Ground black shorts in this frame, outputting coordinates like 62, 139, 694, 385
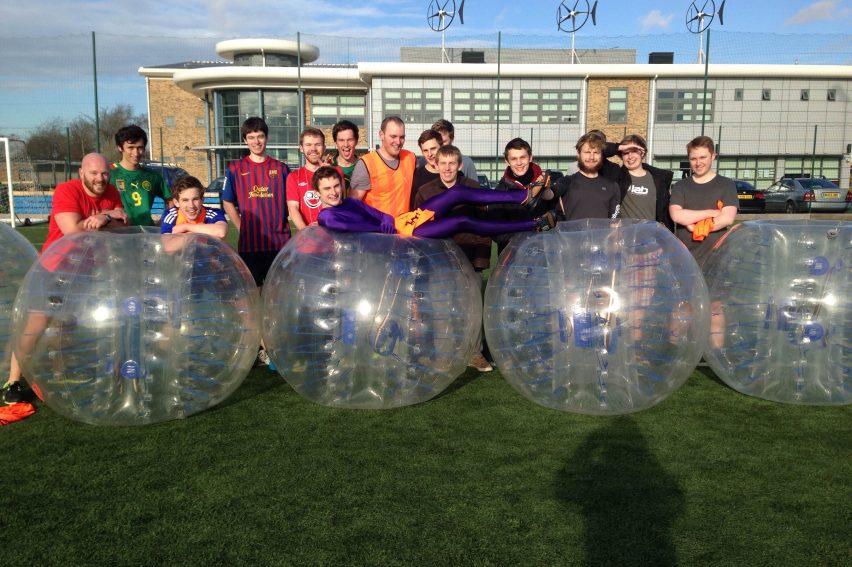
240, 250, 280, 288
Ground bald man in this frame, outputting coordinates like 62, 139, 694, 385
42, 152, 128, 252
2, 153, 128, 405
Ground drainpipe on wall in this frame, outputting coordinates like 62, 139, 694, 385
647, 74, 658, 162
580, 74, 590, 136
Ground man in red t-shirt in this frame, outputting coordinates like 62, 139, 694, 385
286, 127, 343, 230
43, 153, 128, 252
3, 153, 128, 405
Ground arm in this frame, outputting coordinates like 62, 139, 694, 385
171, 221, 228, 239
287, 201, 308, 230
710, 206, 737, 232
668, 204, 723, 227
222, 200, 240, 231
348, 160, 370, 201
57, 210, 126, 234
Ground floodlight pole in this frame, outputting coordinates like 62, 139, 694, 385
92, 32, 100, 153
700, 29, 711, 136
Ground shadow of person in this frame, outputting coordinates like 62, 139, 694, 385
555, 416, 684, 566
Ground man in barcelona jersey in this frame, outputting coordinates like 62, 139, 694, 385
221, 116, 290, 367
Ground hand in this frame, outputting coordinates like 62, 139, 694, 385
107, 209, 129, 224
82, 214, 109, 230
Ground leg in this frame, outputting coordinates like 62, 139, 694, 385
318, 200, 391, 234
419, 187, 527, 217
413, 216, 536, 239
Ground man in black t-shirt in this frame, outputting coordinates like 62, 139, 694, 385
553, 132, 620, 220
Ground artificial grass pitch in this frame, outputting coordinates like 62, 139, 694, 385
2, 366, 850, 566
4, 224, 850, 565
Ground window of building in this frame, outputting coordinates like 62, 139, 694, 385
452, 90, 511, 123
216, 90, 298, 148
655, 89, 715, 123
382, 90, 443, 124
827, 89, 837, 101
519, 90, 580, 123
164, 116, 176, 128
734, 88, 743, 101
195, 116, 206, 128
800, 89, 810, 101
761, 89, 772, 101
608, 88, 628, 123
310, 93, 366, 127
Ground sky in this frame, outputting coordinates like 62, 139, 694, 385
0, 0, 850, 138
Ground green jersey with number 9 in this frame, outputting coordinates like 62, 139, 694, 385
110, 163, 171, 226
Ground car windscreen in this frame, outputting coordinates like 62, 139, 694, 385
798, 178, 837, 189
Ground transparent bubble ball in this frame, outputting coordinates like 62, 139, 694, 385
703, 220, 851, 405
485, 219, 710, 415
0, 223, 38, 378
262, 226, 482, 409
13, 228, 260, 425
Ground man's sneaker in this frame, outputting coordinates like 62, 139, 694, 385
255, 348, 271, 367
468, 353, 493, 372
534, 211, 558, 232
3, 381, 29, 404
522, 175, 554, 210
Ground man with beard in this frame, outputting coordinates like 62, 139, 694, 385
553, 132, 621, 221
349, 115, 416, 218
287, 127, 343, 230
3, 153, 128, 405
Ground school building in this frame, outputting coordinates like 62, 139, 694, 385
138, 38, 852, 190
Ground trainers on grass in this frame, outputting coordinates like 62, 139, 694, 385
3, 381, 29, 404
468, 353, 493, 372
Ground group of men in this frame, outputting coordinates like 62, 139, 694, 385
3, 112, 738, 406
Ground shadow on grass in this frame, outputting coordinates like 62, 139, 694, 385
435, 366, 483, 399
210, 367, 287, 412
555, 417, 684, 566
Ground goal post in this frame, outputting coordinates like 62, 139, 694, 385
0, 137, 51, 227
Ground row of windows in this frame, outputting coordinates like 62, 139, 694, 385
214, 87, 843, 145
735, 88, 838, 102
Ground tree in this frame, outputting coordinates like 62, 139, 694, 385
26, 104, 147, 161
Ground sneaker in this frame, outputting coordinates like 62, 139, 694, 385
522, 175, 554, 209
255, 348, 271, 367
468, 353, 493, 372
534, 211, 558, 232
3, 381, 29, 404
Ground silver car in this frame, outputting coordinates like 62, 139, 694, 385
764, 177, 850, 214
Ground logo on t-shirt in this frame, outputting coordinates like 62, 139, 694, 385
629, 184, 649, 196
249, 185, 273, 199
142, 180, 152, 191
304, 190, 321, 209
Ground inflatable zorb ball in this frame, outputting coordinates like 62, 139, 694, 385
262, 227, 482, 409
0, 223, 38, 377
703, 220, 851, 405
13, 229, 260, 425
485, 219, 710, 415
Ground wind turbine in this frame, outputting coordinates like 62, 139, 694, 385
686, 0, 726, 64
557, 0, 599, 64
427, 0, 466, 63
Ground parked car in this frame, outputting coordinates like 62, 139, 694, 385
140, 161, 190, 189
477, 175, 491, 188
734, 180, 765, 214
764, 177, 850, 214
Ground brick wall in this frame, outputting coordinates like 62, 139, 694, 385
586, 78, 651, 143
147, 79, 212, 183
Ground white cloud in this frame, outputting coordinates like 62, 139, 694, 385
785, 0, 846, 25
639, 9, 673, 32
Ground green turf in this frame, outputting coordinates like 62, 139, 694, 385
3, 226, 850, 566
